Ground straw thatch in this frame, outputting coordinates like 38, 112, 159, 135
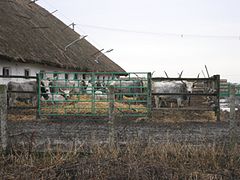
0, 0, 125, 72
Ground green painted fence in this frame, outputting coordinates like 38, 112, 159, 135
220, 81, 240, 97
37, 72, 152, 118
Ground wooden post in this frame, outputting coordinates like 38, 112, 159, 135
36, 73, 40, 120
229, 84, 237, 145
0, 85, 8, 152
108, 85, 115, 148
215, 75, 221, 122
147, 72, 152, 118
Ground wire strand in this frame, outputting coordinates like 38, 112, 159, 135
37, 0, 240, 41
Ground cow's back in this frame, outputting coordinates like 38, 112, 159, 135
7, 81, 36, 91
152, 81, 184, 93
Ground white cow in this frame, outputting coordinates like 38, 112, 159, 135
152, 81, 189, 108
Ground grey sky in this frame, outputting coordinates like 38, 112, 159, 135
37, 0, 240, 83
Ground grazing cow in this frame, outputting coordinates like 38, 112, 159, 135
48, 80, 75, 100
71, 80, 88, 95
48, 93, 68, 102
84, 82, 108, 100
94, 80, 107, 93
152, 81, 188, 108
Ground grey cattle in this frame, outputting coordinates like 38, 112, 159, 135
8, 81, 51, 107
152, 81, 188, 108
7, 81, 37, 107
71, 80, 88, 95
48, 80, 75, 100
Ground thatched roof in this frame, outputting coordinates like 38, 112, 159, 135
0, 0, 125, 72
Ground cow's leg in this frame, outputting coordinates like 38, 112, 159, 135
159, 98, 167, 107
154, 95, 159, 109
188, 96, 191, 106
32, 95, 37, 107
177, 98, 182, 108
9, 93, 17, 107
8, 95, 13, 107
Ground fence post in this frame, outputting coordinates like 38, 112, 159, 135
36, 73, 41, 120
147, 72, 152, 118
215, 75, 221, 122
0, 85, 8, 153
229, 84, 236, 145
108, 85, 115, 148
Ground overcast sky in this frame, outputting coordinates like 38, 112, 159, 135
37, 0, 240, 83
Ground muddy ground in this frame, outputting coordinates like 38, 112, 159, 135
5, 110, 240, 151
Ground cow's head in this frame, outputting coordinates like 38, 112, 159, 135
181, 80, 197, 93
179, 72, 199, 93
59, 88, 73, 99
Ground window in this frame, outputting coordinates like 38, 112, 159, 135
65, 73, 69, 80
53, 72, 58, 79
74, 73, 78, 80
24, 69, 30, 77
39, 70, 45, 79
2, 67, 10, 77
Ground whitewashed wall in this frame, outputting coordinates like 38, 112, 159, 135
0, 60, 73, 84
0, 59, 112, 85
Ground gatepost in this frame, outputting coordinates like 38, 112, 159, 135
229, 84, 237, 146
108, 85, 115, 148
0, 85, 8, 153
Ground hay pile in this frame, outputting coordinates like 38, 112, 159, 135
8, 102, 36, 121
41, 95, 147, 115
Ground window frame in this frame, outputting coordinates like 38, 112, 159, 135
74, 73, 78, 80
2, 67, 11, 77
24, 69, 30, 78
65, 73, 69, 80
53, 71, 58, 79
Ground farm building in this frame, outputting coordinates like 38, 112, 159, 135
0, 0, 125, 84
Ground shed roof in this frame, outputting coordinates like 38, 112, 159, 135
0, 0, 125, 72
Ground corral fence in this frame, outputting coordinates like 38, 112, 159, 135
220, 79, 240, 97
151, 75, 221, 121
37, 72, 152, 120
1, 73, 223, 121
0, 75, 38, 121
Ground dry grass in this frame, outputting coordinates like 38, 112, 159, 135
7, 114, 36, 121
151, 110, 217, 123
1, 142, 239, 179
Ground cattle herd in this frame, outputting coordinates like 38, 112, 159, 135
6, 73, 218, 113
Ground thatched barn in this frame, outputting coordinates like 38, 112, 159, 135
0, 0, 125, 84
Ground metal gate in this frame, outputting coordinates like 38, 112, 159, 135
37, 72, 152, 119
220, 81, 240, 97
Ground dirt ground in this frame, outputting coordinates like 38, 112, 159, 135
5, 110, 240, 152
